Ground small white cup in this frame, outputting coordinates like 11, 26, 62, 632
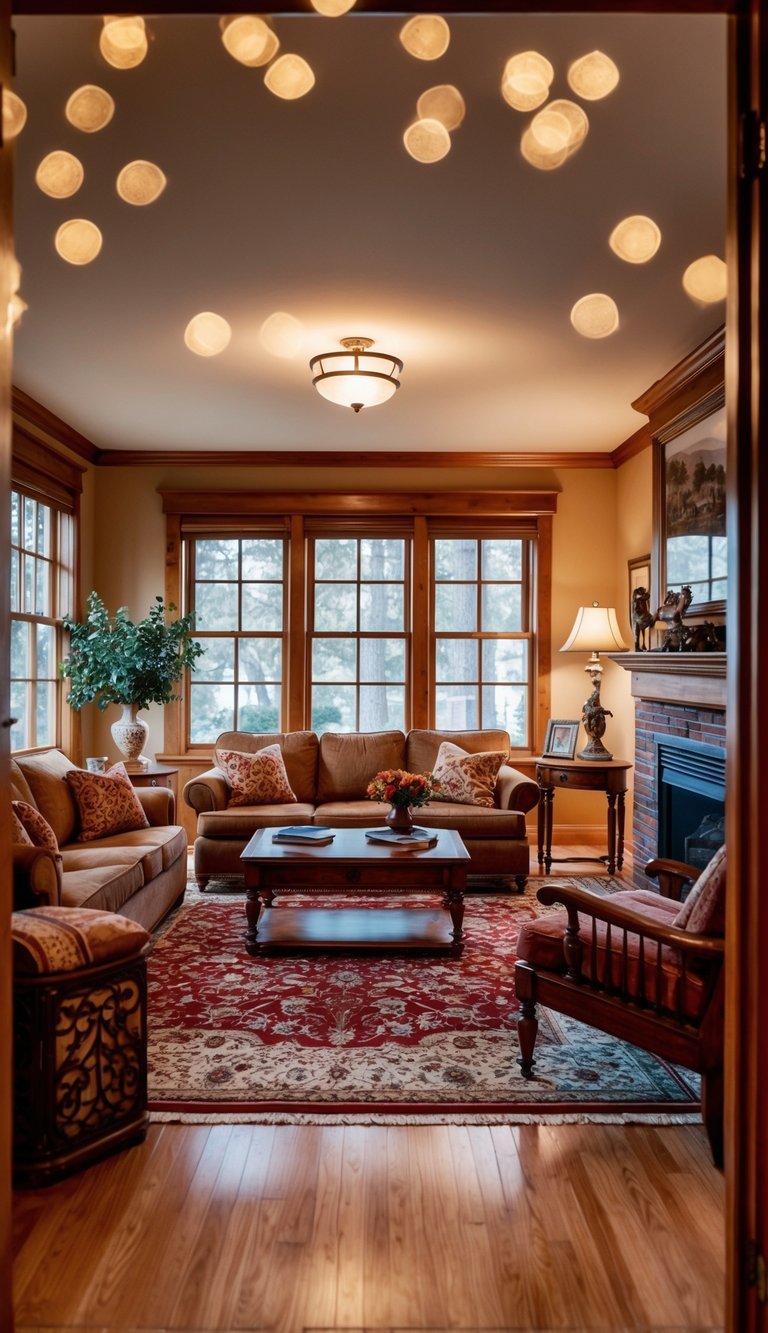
85, 756, 109, 773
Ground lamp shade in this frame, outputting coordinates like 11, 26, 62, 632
310, 337, 403, 412
561, 604, 626, 653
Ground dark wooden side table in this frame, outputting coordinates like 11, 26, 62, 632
125, 763, 178, 793
535, 757, 632, 875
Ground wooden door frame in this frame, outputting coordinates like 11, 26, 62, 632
3, 5, 765, 1333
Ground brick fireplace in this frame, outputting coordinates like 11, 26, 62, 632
610, 653, 726, 886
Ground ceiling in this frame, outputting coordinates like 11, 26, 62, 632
11, 11, 726, 456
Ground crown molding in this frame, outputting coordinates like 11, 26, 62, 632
12, 387, 98, 464
631, 326, 725, 426
96, 448, 614, 469
158, 489, 559, 517
611, 425, 652, 468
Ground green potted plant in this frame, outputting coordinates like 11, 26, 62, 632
60, 591, 205, 767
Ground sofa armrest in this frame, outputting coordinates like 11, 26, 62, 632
13, 844, 62, 909
496, 764, 540, 814
183, 767, 230, 814
134, 786, 176, 826
645, 857, 702, 901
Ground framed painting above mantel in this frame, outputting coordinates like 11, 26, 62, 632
652, 385, 726, 622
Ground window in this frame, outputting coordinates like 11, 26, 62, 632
10, 488, 74, 751
188, 536, 286, 741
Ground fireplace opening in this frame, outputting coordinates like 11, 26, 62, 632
655, 735, 726, 871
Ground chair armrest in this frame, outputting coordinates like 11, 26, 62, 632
134, 786, 176, 826
183, 767, 230, 814
496, 764, 540, 813
644, 857, 702, 901
13, 844, 62, 909
535, 883, 724, 961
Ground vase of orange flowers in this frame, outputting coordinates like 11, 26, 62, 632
366, 768, 441, 832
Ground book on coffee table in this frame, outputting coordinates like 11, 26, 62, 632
272, 826, 335, 845
365, 826, 438, 850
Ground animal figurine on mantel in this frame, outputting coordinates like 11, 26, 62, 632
631, 584, 718, 652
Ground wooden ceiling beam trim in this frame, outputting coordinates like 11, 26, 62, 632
159, 490, 559, 517
97, 449, 613, 469
611, 424, 652, 467
12, 387, 98, 465
631, 325, 725, 430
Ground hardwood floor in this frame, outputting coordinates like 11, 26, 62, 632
12, 847, 725, 1333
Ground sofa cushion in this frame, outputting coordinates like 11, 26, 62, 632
12, 905, 150, 977
406, 728, 510, 775
214, 731, 318, 804
431, 741, 507, 808
10, 759, 35, 806
198, 803, 316, 839
312, 799, 527, 837
66, 763, 150, 842
59, 859, 147, 914
673, 843, 726, 936
12, 800, 59, 853
217, 743, 297, 808
317, 730, 406, 803
65, 825, 188, 872
14, 749, 79, 846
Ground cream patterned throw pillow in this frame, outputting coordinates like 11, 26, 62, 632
672, 842, 726, 936
66, 762, 150, 842
217, 744, 298, 808
431, 741, 507, 808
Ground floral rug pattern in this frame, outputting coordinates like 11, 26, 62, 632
147, 878, 699, 1113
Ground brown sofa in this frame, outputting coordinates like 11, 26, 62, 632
11, 749, 187, 931
183, 728, 540, 890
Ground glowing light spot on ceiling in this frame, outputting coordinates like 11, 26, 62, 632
184, 312, 232, 357
500, 51, 553, 112
260, 312, 304, 359
264, 54, 316, 100
570, 293, 619, 338
567, 50, 620, 101
682, 255, 727, 303
523, 99, 588, 169
399, 16, 450, 61
416, 84, 465, 131
609, 215, 661, 263
2, 90, 27, 139
99, 16, 149, 70
65, 85, 115, 133
310, 0, 356, 14
36, 151, 84, 199
403, 117, 451, 163
220, 15, 279, 67
55, 219, 103, 266
116, 160, 167, 205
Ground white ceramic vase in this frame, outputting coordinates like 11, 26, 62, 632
110, 702, 150, 769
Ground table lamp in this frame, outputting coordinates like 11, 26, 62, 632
560, 601, 627, 760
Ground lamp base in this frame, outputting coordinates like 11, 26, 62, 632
578, 739, 614, 762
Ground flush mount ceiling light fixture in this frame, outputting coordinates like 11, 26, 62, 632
310, 337, 403, 413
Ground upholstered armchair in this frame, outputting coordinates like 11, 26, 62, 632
514, 850, 726, 1165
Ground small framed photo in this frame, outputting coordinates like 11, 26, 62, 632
542, 719, 580, 759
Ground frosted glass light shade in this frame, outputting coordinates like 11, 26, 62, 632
416, 84, 465, 130
117, 160, 167, 205
609, 214, 661, 264
185, 313, 232, 357
570, 293, 619, 338
310, 338, 403, 412
260, 311, 304, 359
501, 51, 553, 112
567, 50, 620, 101
399, 16, 450, 61
264, 54, 315, 100
403, 117, 451, 163
55, 219, 103, 265
2, 90, 27, 139
220, 15, 279, 67
100, 16, 148, 70
36, 151, 84, 199
561, 604, 626, 654
683, 255, 727, 303
65, 85, 115, 132
310, 0, 356, 13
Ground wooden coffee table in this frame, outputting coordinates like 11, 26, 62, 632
240, 826, 470, 955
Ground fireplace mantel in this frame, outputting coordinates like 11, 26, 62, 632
609, 652, 727, 709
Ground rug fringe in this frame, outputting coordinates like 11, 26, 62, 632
150, 1109, 702, 1127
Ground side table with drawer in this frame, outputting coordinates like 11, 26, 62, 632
126, 764, 179, 817
535, 757, 632, 875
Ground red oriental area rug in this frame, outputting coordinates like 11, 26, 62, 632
147, 880, 700, 1124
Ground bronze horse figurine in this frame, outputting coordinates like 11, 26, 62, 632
632, 584, 694, 651
631, 586, 654, 651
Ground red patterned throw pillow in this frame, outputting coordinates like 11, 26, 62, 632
217, 744, 297, 808
431, 741, 507, 808
673, 842, 726, 936
66, 762, 150, 842
12, 806, 34, 845
12, 800, 58, 853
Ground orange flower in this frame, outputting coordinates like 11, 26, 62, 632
366, 768, 441, 808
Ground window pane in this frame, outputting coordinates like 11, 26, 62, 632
435, 583, 476, 632
36, 504, 50, 556
667, 535, 709, 585
434, 539, 476, 581
360, 583, 403, 631
712, 536, 727, 579
360, 539, 404, 580
242, 538, 283, 580
35, 558, 48, 616
242, 583, 282, 632
360, 685, 405, 731
11, 619, 28, 678
189, 683, 235, 741
315, 538, 357, 580
315, 583, 357, 632
23, 497, 35, 550
311, 684, 355, 732
482, 584, 521, 631
36, 624, 56, 678
313, 637, 356, 682
36, 681, 56, 747
711, 578, 727, 599
23, 555, 34, 613
195, 539, 238, 580
194, 582, 238, 631
482, 684, 527, 743
482, 639, 528, 683
482, 538, 522, 580
193, 637, 234, 681
436, 638, 477, 682
360, 638, 406, 682
239, 638, 282, 682
10, 681, 27, 751
11, 490, 19, 545
10, 547, 18, 612
238, 684, 281, 733
435, 685, 478, 730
